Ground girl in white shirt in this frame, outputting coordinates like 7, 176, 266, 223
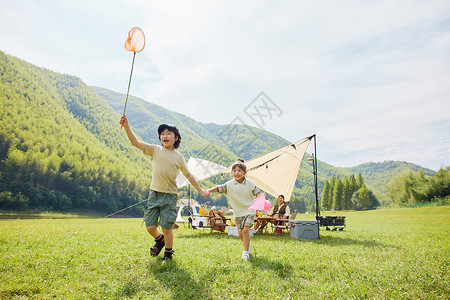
205, 159, 260, 260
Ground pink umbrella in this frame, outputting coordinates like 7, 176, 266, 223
248, 193, 271, 212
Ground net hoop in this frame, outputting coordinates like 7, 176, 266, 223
124, 27, 145, 53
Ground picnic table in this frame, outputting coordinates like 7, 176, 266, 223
254, 216, 273, 234
254, 215, 293, 235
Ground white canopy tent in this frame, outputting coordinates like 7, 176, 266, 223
176, 198, 200, 223
176, 157, 227, 188
219, 136, 313, 201
177, 136, 313, 203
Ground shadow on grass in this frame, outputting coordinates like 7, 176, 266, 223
147, 259, 212, 300
177, 230, 391, 249
176, 230, 230, 239
251, 230, 393, 248
249, 256, 293, 279
315, 235, 393, 248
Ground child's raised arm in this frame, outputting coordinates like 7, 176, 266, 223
120, 115, 146, 151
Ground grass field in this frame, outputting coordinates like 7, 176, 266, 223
1, 206, 449, 299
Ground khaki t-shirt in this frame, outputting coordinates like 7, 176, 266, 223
143, 144, 191, 194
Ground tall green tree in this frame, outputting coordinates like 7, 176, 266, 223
320, 180, 332, 211
356, 173, 364, 189
342, 177, 353, 210
332, 177, 344, 210
349, 174, 357, 193
351, 183, 371, 210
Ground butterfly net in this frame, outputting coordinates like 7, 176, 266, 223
124, 27, 145, 53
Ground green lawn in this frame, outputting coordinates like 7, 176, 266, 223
1, 206, 449, 299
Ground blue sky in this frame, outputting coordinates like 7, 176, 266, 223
1, 0, 449, 171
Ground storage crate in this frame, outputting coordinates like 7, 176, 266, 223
228, 226, 253, 237
289, 220, 319, 240
317, 216, 346, 231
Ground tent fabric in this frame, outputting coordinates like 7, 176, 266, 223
177, 136, 312, 204
176, 198, 200, 223
176, 157, 227, 188
176, 198, 200, 208
221, 136, 312, 202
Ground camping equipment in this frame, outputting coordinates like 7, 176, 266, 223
290, 220, 320, 239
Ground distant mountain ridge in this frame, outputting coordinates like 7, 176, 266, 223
0, 50, 436, 213
92, 87, 436, 203
93, 86, 290, 164
346, 161, 435, 193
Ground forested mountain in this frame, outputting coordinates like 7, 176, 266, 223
346, 161, 435, 193
0, 51, 153, 213
0, 50, 437, 215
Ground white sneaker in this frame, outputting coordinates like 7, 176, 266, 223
241, 251, 249, 260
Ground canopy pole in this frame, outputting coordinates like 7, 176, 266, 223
313, 134, 320, 218
188, 185, 191, 228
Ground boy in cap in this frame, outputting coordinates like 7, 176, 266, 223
120, 115, 208, 260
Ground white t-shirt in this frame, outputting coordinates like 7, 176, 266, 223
217, 178, 260, 217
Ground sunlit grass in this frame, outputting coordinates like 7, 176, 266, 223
1, 206, 449, 299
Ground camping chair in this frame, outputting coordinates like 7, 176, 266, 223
271, 211, 298, 235
206, 210, 230, 233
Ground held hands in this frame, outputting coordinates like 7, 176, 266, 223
200, 189, 210, 198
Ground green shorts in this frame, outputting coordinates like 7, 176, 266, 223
143, 190, 178, 229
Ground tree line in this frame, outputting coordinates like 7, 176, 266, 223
321, 173, 379, 211
386, 167, 450, 205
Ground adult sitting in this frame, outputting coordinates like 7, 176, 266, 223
254, 195, 290, 234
